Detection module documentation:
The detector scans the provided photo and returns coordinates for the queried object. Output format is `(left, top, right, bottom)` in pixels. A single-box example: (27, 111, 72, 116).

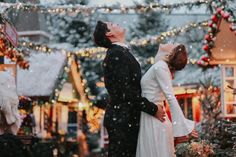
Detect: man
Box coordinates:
(93, 21, 165, 157)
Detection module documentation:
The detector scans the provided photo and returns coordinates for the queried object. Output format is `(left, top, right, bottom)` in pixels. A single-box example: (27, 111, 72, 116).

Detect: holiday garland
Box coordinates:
(1, 0, 211, 15)
(0, 14, 29, 69)
(0, 37, 29, 69)
(17, 20, 208, 68)
(199, 6, 236, 67)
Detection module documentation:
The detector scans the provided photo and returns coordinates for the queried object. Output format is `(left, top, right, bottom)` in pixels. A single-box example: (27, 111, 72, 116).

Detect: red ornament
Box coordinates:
(212, 15, 218, 23)
(223, 12, 230, 20)
(217, 8, 222, 13)
(204, 34, 211, 41)
(203, 45, 209, 51)
(201, 55, 210, 62)
(220, 10, 225, 16)
(208, 21, 213, 27)
(197, 60, 202, 65)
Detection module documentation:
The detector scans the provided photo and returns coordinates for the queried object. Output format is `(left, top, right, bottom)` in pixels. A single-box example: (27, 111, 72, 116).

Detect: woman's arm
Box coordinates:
(154, 61, 195, 137)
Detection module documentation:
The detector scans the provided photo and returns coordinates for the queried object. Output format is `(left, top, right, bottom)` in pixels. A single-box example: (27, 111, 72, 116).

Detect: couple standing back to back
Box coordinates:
(93, 21, 196, 157)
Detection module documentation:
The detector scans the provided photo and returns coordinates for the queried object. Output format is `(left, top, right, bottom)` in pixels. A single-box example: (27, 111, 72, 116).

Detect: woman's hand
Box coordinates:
(174, 129, 199, 145)
(155, 105, 166, 122)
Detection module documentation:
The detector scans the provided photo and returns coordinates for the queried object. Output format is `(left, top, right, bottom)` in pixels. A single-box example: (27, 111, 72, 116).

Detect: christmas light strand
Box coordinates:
(0, 0, 212, 15)
(45, 54, 103, 132)
(130, 20, 209, 46)
(77, 60, 104, 132)
(49, 53, 73, 104)
(19, 20, 209, 58)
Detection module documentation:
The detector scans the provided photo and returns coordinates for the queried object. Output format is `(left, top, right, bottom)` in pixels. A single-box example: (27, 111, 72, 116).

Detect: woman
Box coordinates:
(136, 44, 195, 157)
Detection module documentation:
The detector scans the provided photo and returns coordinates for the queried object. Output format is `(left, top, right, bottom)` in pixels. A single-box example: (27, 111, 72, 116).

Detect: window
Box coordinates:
(0, 56, 3, 64)
(177, 97, 193, 120)
(187, 98, 193, 120)
(221, 65, 236, 117)
(68, 111, 77, 138)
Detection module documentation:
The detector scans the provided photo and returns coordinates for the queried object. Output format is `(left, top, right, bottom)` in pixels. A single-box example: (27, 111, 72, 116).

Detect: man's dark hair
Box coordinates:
(93, 21, 112, 48)
(169, 44, 187, 71)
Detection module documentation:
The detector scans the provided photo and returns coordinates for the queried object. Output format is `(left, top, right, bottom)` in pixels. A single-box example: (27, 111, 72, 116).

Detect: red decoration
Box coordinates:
(200, 7, 235, 68)
(201, 55, 210, 62)
(212, 15, 218, 23)
(208, 21, 213, 27)
(223, 12, 230, 20)
(17, 61, 30, 69)
(204, 35, 211, 41)
(0, 39, 6, 49)
(0, 37, 29, 69)
(220, 10, 225, 16)
(216, 8, 222, 13)
(203, 45, 209, 51)
(197, 60, 202, 65)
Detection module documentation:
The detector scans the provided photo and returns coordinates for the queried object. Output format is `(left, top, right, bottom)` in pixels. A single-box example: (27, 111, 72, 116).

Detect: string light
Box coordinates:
(0, 14, 30, 69)
(0, 0, 211, 15)
(0, 35, 29, 69)
(48, 55, 72, 104)
(20, 40, 106, 57)
(76, 59, 104, 132)
(0, 0, 222, 133)
(42, 54, 103, 132)
(35, 53, 102, 126)
(20, 41, 201, 65)
(130, 21, 208, 46)
(19, 20, 208, 55)
(17, 20, 208, 66)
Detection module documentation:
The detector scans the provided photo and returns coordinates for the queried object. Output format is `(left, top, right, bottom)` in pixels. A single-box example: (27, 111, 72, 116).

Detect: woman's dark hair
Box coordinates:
(93, 21, 112, 48)
(169, 44, 187, 71)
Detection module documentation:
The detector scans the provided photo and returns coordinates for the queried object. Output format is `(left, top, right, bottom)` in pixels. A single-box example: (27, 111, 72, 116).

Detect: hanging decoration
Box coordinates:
(20, 20, 208, 53)
(1, 0, 211, 15)
(20, 41, 106, 58)
(130, 21, 208, 46)
(20, 40, 201, 66)
(200, 2, 236, 67)
(0, 14, 29, 69)
(17, 20, 208, 67)
(0, 37, 29, 69)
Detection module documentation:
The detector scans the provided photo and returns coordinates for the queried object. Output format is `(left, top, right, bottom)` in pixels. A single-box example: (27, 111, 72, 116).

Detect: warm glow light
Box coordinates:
(192, 96, 201, 122)
(96, 81, 105, 87)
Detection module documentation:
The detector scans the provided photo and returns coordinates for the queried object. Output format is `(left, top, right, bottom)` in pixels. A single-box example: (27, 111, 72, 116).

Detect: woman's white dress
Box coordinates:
(136, 60, 194, 157)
